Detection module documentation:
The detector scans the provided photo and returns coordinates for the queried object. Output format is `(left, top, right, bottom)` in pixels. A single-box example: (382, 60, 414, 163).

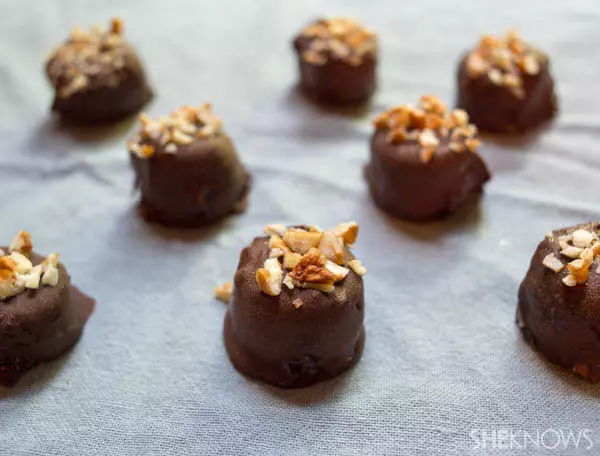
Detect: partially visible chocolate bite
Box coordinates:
(0, 231, 94, 387)
(518, 223, 600, 382)
(223, 222, 366, 388)
(129, 103, 251, 227)
(456, 29, 557, 134)
(366, 95, 491, 221)
(46, 18, 153, 124)
(293, 18, 377, 106)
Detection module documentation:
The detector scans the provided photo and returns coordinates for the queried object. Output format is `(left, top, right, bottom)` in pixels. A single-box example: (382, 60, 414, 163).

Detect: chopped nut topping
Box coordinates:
(214, 281, 233, 303)
(318, 231, 345, 265)
(254, 222, 365, 296)
(299, 17, 377, 66)
(0, 232, 60, 300)
(264, 224, 288, 237)
(47, 18, 128, 99)
(542, 253, 564, 273)
(256, 258, 283, 296)
(545, 228, 600, 287)
(374, 95, 481, 162)
(283, 230, 322, 255)
(283, 251, 302, 270)
(349, 259, 367, 276)
(333, 221, 359, 245)
(9, 230, 33, 255)
(293, 299, 303, 309)
(128, 103, 223, 158)
(466, 29, 544, 99)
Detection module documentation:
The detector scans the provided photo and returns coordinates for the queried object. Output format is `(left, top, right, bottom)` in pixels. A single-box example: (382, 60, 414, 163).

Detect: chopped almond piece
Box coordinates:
(349, 259, 367, 276)
(9, 230, 32, 256)
(325, 261, 350, 282)
(214, 281, 233, 303)
(572, 229, 594, 248)
(264, 224, 287, 237)
(333, 221, 359, 245)
(318, 231, 345, 265)
(283, 230, 322, 254)
(542, 253, 564, 273)
(283, 251, 302, 270)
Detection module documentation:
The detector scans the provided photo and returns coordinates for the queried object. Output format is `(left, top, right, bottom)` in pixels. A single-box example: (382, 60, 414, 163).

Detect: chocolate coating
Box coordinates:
(130, 132, 251, 227)
(224, 237, 365, 388)
(0, 252, 94, 387)
(46, 43, 152, 124)
(366, 130, 491, 221)
(456, 55, 557, 134)
(518, 222, 600, 382)
(293, 36, 376, 106)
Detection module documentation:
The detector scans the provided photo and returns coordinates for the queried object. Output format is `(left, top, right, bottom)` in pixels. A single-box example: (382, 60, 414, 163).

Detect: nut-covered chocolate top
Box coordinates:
(542, 227, 600, 287)
(297, 17, 377, 66)
(465, 29, 545, 99)
(46, 18, 132, 99)
(128, 103, 223, 158)
(373, 95, 481, 164)
(254, 222, 366, 297)
(0, 231, 60, 300)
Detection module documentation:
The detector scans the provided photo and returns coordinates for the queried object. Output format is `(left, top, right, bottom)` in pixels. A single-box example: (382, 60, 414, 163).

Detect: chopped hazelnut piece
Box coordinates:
(42, 265, 60, 287)
(264, 224, 288, 237)
(293, 299, 303, 309)
(24, 265, 43, 290)
(562, 274, 577, 287)
(572, 229, 594, 248)
(283, 230, 322, 254)
(542, 253, 564, 273)
(325, 261, 350, 282)
(283, 251, 302, 270)
(9, 252, 33, 275)
(560, 246, 583, 259)
(268, 234, 290, 258)
(283, 274, 295, 289)
(214, 281, 233, 303)
(318, 231, 345, 265)
(420, 148, 435, 164)
(255, 258, 283, 296)
(349, 259, 367, 276)
(289, 248, 335, 285)
(333, 221, 359, 245)
(9, 230, 32, 256)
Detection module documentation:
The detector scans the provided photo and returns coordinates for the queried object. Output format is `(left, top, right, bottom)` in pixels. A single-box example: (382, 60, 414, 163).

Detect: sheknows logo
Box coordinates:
(469, 429, 594, 451)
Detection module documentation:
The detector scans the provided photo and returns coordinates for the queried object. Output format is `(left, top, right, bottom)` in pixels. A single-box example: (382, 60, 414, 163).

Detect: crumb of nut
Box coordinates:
(9, 252, 33, 275)
(542, 253, 564, 273)
(567, 258, 591, 284)
(41, 265, 60, 287)
(264, 224, 288, 237)
(289, 248, 335, 285)
(318, 231, 345, 265)
(24, 265, 43, 290)
(572, 229, 594, 248)
(0, 256, 17, 272)
(110, 17, 124, 35)
(562, 274, 577, 287)
(255, 258, 283, 296)
(214, 281, 233, 303)
(283, 251, 302, 270)
(293, 299, 303, 309)
(466, 53, 488, 78)
(283, 230, 322, 254)
(465, 138, 481, 152)
(9, 230, 32, 255)
(520, 55, 539, 75)
(283, 274, 294, 289)
(488, 68, 503, 85)
(387, 128, 408, 144)
(268, 234, 290, 258)
(333, 221, 359, 245)
(418, 129, 439, 149)
(325, 261, 350, 282)
(164, 144, 177, 154)
(349, 259, 367, 276)
(560, 246, 583, 259)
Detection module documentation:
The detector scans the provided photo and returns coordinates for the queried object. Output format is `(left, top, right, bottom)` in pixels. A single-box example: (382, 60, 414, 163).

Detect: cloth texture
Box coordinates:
(1, 0, 600, 454)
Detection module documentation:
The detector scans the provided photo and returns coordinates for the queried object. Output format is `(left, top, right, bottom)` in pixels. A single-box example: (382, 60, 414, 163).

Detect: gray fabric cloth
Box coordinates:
(1, 0, 600, 455)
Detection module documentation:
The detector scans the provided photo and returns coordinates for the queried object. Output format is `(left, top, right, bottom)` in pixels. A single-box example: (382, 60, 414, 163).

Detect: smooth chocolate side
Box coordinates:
(224, 237, 365, 388)
(0, 252, 95, 387)
(366, 129, 490, 221)
(130, 132, 251, 228)
(517, 222, 600, 382)
(456, 54, 557, 134)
